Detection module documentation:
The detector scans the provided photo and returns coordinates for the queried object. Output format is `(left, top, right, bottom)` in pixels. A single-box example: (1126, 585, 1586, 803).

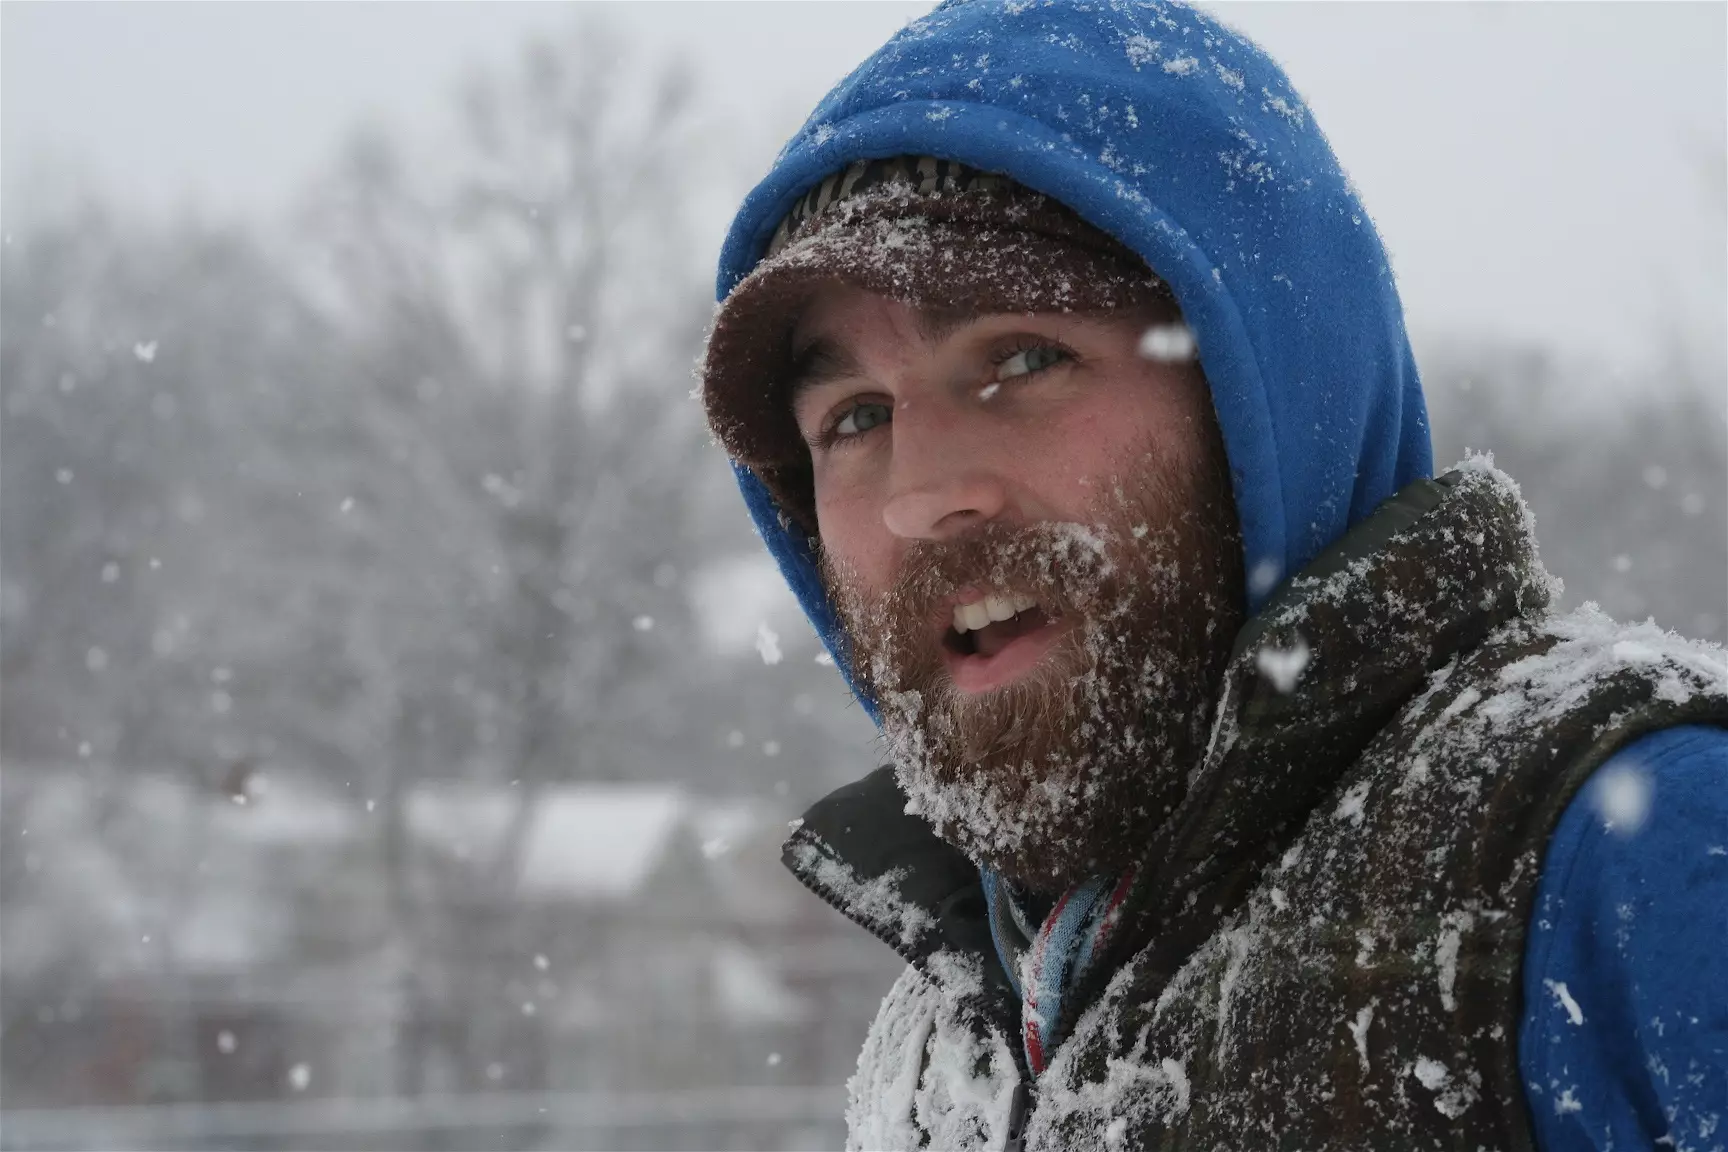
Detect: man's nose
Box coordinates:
(880, 403, 1008, 540)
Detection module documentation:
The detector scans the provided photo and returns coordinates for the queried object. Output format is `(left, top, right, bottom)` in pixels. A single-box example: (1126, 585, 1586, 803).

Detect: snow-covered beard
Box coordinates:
(821, 448, 1243, 894)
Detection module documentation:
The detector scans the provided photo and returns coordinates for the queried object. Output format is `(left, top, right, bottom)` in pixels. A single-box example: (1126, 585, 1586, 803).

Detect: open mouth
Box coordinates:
(939, 590, 1075, 694)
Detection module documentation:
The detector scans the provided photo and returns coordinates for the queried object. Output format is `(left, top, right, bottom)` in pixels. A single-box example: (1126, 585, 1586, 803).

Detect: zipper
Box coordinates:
(784, 828, 926, 967)
(1003, 1081, 1032, 1152)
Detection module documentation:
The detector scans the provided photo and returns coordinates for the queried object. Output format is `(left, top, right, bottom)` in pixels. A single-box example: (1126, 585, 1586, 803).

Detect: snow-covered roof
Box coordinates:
(4, 763, 788, 981)
(406, 781, 773, 901)
(517, 786, 686, 899)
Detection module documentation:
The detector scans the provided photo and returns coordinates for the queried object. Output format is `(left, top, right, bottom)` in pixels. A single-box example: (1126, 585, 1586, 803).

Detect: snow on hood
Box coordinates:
(712, 0, 1433, 717)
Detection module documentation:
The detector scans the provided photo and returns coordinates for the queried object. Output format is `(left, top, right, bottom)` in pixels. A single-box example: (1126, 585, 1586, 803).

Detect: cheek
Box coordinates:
(1058, 367, 1213, 484)
(814, 482, 898, 595)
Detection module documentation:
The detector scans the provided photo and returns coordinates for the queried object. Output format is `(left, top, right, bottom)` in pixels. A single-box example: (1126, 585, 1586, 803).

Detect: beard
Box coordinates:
(820, 441, 1244, 894)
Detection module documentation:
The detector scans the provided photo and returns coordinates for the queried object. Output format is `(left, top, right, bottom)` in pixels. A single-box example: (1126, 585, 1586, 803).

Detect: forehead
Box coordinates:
(789, 284, 976, 355)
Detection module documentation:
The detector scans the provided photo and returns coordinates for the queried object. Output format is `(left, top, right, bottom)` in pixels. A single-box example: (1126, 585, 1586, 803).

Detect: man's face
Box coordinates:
(791, 284, 1244, 892)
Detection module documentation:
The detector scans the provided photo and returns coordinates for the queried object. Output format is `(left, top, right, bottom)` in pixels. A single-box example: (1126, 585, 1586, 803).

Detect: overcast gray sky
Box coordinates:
(4, 1, 1724, 378)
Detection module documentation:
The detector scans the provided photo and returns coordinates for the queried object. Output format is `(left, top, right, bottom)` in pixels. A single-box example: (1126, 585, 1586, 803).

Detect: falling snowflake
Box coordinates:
(133, 341, 158, 363)
(288, 1063, 311, 1091)
(1255, 638, 1310, 693)
(755, 622, 783, 665)
(1592, 763, 1652, 834)
(1248, 558, 1283, 600)
(1138, 323, 1198, 362)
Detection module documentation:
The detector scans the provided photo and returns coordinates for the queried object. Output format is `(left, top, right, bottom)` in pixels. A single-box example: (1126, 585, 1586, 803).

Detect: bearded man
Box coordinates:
(699, 4, 1728, 1149)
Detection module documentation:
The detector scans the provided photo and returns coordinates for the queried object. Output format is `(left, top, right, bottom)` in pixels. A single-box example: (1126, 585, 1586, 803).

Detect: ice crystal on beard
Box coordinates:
(853, 509, 1229, 888)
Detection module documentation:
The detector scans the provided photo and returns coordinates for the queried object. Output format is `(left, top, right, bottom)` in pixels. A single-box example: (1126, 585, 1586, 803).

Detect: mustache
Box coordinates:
(829, 519, 1121, 632)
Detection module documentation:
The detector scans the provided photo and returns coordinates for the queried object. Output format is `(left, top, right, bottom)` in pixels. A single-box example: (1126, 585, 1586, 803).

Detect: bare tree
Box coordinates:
(295, 20, 723, 1098)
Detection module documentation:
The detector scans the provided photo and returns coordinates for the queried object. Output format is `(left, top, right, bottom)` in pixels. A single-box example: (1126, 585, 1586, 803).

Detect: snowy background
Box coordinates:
(1, 4, 1722, 1150)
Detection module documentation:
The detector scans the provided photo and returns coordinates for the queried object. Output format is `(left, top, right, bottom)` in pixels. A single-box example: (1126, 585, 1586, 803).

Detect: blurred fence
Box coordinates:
(1, 1087, 845, 1151)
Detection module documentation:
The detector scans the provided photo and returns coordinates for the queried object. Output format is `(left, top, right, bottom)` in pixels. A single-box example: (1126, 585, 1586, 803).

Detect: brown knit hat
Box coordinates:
(702, 156, 1172, 535)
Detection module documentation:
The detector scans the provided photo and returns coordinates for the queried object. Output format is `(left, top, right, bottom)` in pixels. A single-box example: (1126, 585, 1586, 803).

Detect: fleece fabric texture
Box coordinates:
(708, 0, 1727, 1143)
(1520, 724, 1728, 1151)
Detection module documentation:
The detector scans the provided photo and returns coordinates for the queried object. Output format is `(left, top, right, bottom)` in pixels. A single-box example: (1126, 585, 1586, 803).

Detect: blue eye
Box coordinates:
(833, 400, 891, 439)
(995, 344, 1069, 381)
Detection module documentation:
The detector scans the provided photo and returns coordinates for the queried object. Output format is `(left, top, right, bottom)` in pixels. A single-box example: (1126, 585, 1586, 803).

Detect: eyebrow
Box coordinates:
(786, 337, 862, 415)
(786, 306, 978, 413)
(913, 306, 973, 345)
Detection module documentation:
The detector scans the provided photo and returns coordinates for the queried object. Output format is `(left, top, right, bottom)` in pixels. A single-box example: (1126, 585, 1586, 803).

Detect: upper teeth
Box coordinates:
(952, 592, 1039, 634)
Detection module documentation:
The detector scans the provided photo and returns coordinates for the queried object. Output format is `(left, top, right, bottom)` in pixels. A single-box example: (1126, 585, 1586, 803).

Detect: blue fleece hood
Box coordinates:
(714, 0, 1432, 718)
